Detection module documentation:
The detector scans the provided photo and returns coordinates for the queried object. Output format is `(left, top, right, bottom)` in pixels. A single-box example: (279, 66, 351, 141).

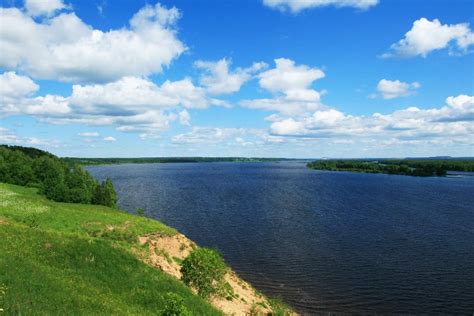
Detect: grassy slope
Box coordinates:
(0, 183, 221, 315)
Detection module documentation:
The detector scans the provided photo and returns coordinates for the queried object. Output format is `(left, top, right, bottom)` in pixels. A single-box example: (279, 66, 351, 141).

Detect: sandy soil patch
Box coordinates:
(138, 233, 284, 315)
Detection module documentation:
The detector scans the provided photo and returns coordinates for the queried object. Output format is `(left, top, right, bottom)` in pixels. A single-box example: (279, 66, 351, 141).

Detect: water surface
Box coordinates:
(87, 162, 474, 314)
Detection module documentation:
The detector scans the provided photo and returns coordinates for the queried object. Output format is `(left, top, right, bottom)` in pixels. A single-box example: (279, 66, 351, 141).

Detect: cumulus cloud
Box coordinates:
(0, 71, 39, 100)
(24, 0, 68, 17)
(258, 58, 324, 95)
(376, 79, 421, 99)
(0, 73, 70, 116)
(69, 76, 212, 114)
(241, 58, 326, 116)
(103, 136, 116, 142)
(383, 18, 474, 58)
(0, 72, 225, 136)
(268, 95, 474, 147)
(195, 58, 267, 95)
(262, 0, 378, 13)
(0, 2, 185, 82)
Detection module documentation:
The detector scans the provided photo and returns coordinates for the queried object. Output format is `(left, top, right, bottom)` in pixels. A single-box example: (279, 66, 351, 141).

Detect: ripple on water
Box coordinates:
(87, 162, 474, 314)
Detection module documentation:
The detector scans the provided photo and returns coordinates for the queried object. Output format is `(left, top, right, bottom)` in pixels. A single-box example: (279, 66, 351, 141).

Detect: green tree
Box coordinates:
(0, 148, 34, 186)
(93, 178, 117, 207)
(65, 165, 97, 203)
(33, 156, 67, 201)
(180, 248, 227, 299)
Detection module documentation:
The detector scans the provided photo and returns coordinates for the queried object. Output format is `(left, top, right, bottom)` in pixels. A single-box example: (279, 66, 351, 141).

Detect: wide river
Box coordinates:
(87, 162, 474, 314)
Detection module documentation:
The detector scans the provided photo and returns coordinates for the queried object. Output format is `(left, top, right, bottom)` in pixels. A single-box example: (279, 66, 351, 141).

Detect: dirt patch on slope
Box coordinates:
(138, 233, 283, 315)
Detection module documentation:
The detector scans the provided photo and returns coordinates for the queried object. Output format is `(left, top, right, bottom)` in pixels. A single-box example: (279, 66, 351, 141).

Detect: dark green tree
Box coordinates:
(93, 178, 117, 207)
(33, 156, 67, 201)
(65, 165, 97, 203)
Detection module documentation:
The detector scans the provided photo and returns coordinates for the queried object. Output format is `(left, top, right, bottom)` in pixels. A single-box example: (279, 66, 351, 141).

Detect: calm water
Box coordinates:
(87, 162, 474, 314)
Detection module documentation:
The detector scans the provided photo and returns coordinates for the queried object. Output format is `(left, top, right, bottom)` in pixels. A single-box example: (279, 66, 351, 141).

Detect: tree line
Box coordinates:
(307, 159, 454, 177)
(0, 145, 116, 207)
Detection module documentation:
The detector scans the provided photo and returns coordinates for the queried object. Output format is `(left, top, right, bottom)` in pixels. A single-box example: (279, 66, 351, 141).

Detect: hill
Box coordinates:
(0, 183, 290, 315)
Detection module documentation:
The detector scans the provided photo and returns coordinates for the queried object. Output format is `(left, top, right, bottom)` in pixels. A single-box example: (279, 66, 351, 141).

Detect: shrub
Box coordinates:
(180, 247, 227, 299)
(268, 298, 291, 316)
(159, 293, 190, 316)
(136, 208, 145, 216)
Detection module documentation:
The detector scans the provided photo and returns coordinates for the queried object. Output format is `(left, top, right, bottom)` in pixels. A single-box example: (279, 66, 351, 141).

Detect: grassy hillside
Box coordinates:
(0, 183, 220, 315)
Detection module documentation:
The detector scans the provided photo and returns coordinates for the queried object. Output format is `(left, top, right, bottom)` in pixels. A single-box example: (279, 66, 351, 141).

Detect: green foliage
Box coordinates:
(93, 178, 117, 207)
(0, 146, 35, 186)
(136, 208, 145, 216)
(0, 183, 219, 315)
(0, 145, 117, 207)
(180, 248, 228, 299)
(268, 298, 291, 316)
(306, 158, 474, 177)
(64, 165, 97, 203)
(159, 293, 191, 316)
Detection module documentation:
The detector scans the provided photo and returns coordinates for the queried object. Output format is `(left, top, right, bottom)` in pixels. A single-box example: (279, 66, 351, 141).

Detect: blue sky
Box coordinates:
(0, 0, 473, 158)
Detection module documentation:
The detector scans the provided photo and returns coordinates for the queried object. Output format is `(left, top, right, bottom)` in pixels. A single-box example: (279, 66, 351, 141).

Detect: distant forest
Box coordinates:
(307, 159, 474, 176)
(63, 157, 289, 165)
(0, 145, 116, 206)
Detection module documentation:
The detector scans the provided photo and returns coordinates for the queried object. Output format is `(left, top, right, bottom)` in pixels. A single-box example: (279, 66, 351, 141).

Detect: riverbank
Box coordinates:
(0, 183, 293, 315)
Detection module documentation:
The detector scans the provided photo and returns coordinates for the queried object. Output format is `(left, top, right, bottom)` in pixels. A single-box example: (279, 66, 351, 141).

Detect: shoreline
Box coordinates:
(0, 182, 296, 315)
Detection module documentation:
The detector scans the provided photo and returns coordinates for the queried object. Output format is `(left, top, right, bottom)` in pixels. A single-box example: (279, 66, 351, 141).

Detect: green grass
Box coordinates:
(0, 183, 221, 315)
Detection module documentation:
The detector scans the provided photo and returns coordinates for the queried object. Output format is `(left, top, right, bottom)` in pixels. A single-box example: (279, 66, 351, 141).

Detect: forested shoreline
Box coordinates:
(63, 156, 290, 166)
(307, 159, 474, 176)
(0, 145, 116, 206)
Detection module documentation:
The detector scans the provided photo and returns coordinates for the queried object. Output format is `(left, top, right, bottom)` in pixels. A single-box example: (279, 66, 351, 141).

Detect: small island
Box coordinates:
(307, 159, 474, 177)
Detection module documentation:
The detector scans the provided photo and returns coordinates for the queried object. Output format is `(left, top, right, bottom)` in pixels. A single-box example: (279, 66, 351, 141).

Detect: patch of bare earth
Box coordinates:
(138, 233, 284, 315)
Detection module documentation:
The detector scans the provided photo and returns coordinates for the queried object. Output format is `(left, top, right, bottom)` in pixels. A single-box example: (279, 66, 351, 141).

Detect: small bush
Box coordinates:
(268, 298, 291, 316)
(136, 208, 145, 216)
(159, 293, 190, 316)
(180, 247, 227, 299)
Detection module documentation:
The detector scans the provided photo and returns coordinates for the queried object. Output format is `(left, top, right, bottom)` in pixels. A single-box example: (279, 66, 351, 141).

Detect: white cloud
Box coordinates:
(271, 118, 307, 135)
(262, 0, 378, 13)
(178, 109, 191, 126)
(24, 0, 67, 17)
(0, 2, 185, 82)
(0, 127, 62, 148)
(258, 58, 324, 96)
(383, 18, 474, 58)
(69, 76, 211, 113)
(78, 132, 100, 137)
(103, 136, 116, 142)
(0, 71, 39, 100)
(241, 58, 326, 116)
(0, 72, 222, 137)
(268, 95, 474, 147)
(195, 58, 267, 95)
(376, 79, 421, 99)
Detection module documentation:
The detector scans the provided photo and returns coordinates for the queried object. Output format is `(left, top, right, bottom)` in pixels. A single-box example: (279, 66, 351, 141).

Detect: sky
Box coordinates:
(0, 0, 473, 158)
